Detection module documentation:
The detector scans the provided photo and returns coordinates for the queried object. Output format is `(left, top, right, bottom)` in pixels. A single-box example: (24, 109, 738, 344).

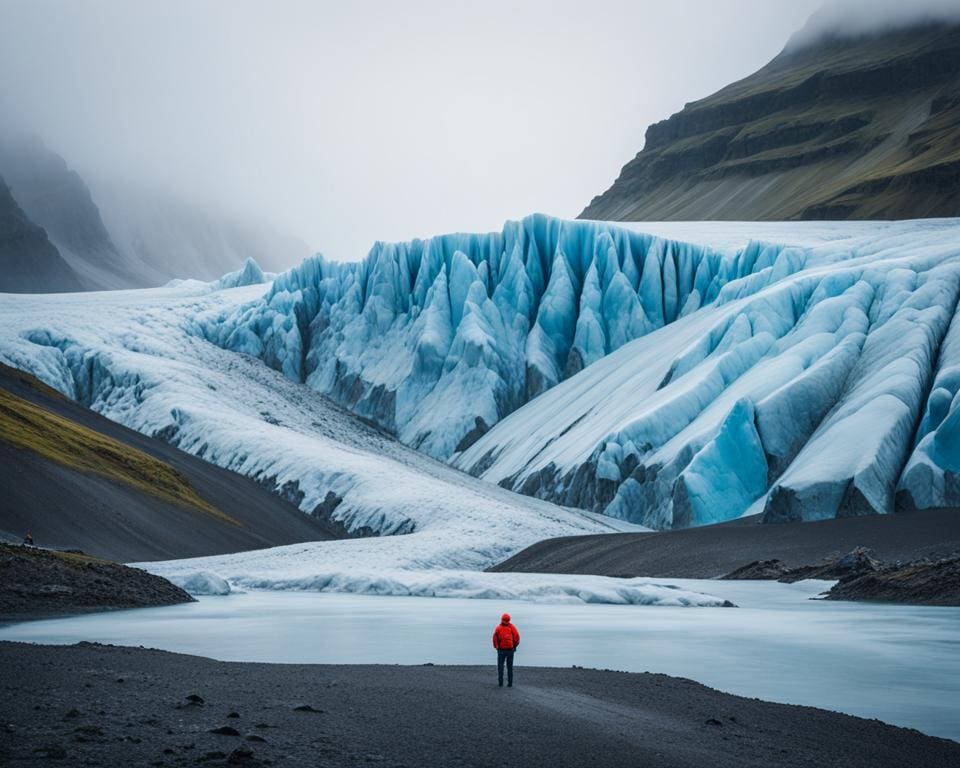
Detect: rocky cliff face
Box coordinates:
(582, 23, 960, 222)
(0, 175, 82, 293)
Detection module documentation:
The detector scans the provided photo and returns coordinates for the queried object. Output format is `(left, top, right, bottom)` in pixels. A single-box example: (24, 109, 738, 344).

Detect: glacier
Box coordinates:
(457, 219, 960, 527)
(195, 214, 806, 459)
(186, 214, 960, 526)
(1, 213, 958, 598)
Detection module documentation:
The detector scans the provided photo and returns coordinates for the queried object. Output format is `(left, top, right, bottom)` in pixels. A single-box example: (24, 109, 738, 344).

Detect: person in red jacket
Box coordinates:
(492, 612, 520, 687)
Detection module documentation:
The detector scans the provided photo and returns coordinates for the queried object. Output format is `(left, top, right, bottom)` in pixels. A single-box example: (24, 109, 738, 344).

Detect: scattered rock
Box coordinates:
(198, 751, 227, 762)
(209, 726, 241, 736)
(227, 746, 257, 764)
(780, 547, 881, 583)
(227, 711, 240, 719)
(720, 559, 791, 580)
(63, 708, 81, 719)
(179, 693, 206, 709)
(705, 718, 723, 727)
(33, 745, 68, 759)
(245, 733, 267, 742)
(722, 548, 886, 584)
(293, 704, 323, 713)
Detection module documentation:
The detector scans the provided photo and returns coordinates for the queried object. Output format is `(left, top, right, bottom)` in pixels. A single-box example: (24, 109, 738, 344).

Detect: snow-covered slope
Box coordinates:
(457, 219, 960, 527)
(0, 282, 637, 563)
(0, 279, 729, 605)
(198, 214, 810, 459)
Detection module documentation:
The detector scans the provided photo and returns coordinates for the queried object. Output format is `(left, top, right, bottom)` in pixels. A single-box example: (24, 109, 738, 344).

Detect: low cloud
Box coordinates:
(788, 0, 960, 50)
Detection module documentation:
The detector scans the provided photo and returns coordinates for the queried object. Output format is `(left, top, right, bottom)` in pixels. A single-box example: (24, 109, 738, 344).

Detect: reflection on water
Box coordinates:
(2, 579, 959, 741)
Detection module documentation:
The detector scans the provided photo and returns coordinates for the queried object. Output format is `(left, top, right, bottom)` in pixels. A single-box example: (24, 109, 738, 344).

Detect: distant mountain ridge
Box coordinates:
(90, 177, 309, 285)
(0, 134, 140, 290)
(581, 22, 960, 222)
(0, 134, 310, 293)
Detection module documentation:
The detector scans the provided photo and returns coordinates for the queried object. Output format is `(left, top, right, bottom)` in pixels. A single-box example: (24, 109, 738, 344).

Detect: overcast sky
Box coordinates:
(1, 0, 829, 262)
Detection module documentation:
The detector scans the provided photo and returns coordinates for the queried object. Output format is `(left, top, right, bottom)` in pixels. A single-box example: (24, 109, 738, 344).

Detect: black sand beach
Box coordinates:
(1, 641, 957, 768)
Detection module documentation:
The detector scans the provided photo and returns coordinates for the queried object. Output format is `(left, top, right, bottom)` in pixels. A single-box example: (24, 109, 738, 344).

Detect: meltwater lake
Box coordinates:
(3, 578, 959, 741)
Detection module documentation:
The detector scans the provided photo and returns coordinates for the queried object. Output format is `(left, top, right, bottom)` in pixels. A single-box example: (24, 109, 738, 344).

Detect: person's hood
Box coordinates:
(501, 613, 511, 624)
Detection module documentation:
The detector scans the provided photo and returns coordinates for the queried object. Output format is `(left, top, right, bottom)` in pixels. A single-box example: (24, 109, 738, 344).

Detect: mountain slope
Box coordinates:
(0, 175, 82, 293)
(0, 362, 341, 562)
(581, 22, 960, 222)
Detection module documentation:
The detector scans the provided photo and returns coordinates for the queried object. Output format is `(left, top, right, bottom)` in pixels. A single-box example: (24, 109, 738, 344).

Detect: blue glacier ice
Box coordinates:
(198, 214, 803, 459)
(898, 292, 960, 510)
(454, 219, 960, 527)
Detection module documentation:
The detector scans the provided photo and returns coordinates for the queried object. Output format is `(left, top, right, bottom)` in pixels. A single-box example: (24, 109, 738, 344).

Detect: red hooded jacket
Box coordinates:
(492, 613, 520, 650)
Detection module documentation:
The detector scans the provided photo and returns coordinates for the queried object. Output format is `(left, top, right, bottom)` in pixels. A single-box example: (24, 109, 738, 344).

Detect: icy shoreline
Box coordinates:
(142, 561, 733, 606)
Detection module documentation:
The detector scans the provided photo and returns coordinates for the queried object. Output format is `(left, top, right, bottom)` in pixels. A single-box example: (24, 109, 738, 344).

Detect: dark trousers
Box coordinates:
(497, 649, 515, 685)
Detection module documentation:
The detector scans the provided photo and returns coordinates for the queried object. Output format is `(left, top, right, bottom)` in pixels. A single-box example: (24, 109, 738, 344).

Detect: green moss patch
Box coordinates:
(0, 387, 238, 526)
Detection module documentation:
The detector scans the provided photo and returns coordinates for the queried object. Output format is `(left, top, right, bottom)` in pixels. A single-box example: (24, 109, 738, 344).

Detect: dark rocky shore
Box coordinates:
(824, 555, 960, 605)
(0, 543, 193, 623)
(722, 547, 960, 606)
(1, 641, 958, 768)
